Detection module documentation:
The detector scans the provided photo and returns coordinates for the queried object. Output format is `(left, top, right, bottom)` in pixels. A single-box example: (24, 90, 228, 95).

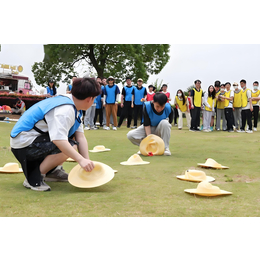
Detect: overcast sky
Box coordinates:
(1, 44, 260, 99)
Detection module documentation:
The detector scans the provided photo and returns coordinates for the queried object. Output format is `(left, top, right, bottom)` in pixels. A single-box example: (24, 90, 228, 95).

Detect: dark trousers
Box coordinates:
(94, 108, 103, 126)
(252, 106, 259, 128)
(190, 106, 201, 129)
(133, 105, 143, 126)
(241, 109, 252, 130)
(118, 101, 133, 127)
(224, 108, 235, 131)
(174, 107, 178, 124)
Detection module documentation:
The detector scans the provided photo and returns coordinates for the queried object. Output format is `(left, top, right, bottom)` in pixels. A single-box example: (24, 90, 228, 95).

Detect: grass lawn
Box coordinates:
(1, 119, 260, 217)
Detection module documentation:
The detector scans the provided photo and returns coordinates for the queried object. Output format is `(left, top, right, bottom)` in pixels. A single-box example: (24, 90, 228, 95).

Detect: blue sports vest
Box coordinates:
(145, 101, 172, 126)
(95, 94, 102, 109)
(105, 85, 117, 104)
(124, 86, 134, 101)
(46, 86, 55, 96)
(134, 87, 146, 105)
(11, 95, 83, 138)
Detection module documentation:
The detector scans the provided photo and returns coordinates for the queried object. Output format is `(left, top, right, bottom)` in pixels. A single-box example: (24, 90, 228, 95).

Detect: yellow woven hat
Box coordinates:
(120, 154, 150, 165)
(68, 161, 114, 188)
(139, 134, 165, 156)
(176, 170, 215, 182)
(89, 145, 111, 153)
(0, 163, 23, 173)
(197, 158, 229, 169)
(184, 181, 232, 196)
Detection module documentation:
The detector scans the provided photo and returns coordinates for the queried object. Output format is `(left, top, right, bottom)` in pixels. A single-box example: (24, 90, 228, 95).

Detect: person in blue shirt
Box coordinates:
(103, 76, 120, 130)
(131, 78, 147, 128)
(46, 79, 57, 97)
(127, 92, 173, 156)
(118, 77, 135, 128)
(66, 75, 77, 94)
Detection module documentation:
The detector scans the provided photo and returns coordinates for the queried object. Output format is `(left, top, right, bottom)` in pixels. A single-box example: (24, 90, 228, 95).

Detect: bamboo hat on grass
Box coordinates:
(89, 145, 111, 153)
(68, 161, 114, 188)
(0, 163, 23, 173)
(184, 181, 232, 197)
(197, 158, 229, 169)
(120, 154, 150, 165)
(176, 170, 215, 182)
(139, 134, 165, 156)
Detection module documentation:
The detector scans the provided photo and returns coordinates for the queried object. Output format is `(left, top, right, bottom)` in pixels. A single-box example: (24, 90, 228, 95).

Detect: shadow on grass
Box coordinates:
(184, 193, 233, 199)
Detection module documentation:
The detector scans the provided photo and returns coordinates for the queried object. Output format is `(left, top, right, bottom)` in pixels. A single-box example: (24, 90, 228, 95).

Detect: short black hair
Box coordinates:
(224, 82, 231, 86)
(220, 84, 225, 88)
(148, 84, 154, 89)
(253, 81, 259, 85)
(126, 77, 132, 80)
(71, 77, 101, 100)
(153, 92, 168, 106)
(240, 79, 246, 84)
(214, 80, 221, 87)
(162, 84, 168, 87)
(194, 79, 201, 84)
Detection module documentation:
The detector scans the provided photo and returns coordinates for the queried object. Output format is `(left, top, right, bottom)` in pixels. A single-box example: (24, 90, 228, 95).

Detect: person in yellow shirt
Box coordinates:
(215, 84, 227, 131)
(202, 85, 216, 132)
(232, 82, 242, 131)
(251, 81, 260, 131)
(174, 89, 191, 129)
(237, 79, 253, 133)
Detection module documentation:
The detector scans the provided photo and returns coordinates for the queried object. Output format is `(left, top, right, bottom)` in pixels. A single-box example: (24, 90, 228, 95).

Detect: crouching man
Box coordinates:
(10, 77, 101, 191)
(127, 92, 173, 156)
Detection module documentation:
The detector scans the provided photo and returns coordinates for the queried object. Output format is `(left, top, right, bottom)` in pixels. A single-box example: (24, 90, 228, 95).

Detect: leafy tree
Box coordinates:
(32, 44, 170, 87)
(151, 78, 164, 92)
(184, 85, 194, 96)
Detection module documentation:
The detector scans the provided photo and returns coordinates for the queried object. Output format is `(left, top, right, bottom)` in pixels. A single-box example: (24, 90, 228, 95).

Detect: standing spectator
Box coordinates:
(94, 93, 103, 128)
(103, 76, 120, 130)
(202, 85, 216, 132)
(118, 77, 135, 128)
(131, 78, 147, 129)
(46, 79, 57, 97)
(161, 84, 171, 102)
(212, 80, 221, 130)
(251, 81, 260, 131)
(232, 82, 242, 131)
(66, 76, 77, 94)
(174, 89, 191, 129)
(222, 82, 235, 132)
(11, 98, 26, 115)
(146, 85, 155, 101)
(238, 79, 253, 134)
(189, 80, 203, 132)
(215, 84, 227, 131)
(238, 79, 253, 133)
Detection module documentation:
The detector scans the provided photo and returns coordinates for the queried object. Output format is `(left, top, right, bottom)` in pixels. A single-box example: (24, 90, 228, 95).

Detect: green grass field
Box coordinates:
(1, 119, 260, 217)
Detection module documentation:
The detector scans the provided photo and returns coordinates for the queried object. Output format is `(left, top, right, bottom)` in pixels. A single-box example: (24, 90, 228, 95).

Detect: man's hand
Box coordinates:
(79, 158, 95, 172)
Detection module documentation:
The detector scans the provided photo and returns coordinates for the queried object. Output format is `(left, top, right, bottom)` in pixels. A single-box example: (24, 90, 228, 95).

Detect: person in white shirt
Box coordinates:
(10, 77, 101, 191)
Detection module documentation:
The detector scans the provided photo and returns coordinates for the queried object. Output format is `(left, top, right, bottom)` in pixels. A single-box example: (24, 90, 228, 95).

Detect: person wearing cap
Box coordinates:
(251, 81, 260, 131)
(10, 77, 101, 191)
(215, 84, 227, 131)
(237, 79, 253, 133)
(11, 97, 26, 115)
(131, 78, 147, 129)
(146, 85, 155, 101)
(118, 77, 135, 128)
(66, 75, 77, 94)
(174, 89, 191, 130)
(221, 82, 235, 132)
(189, 80, 203, 132)
(46, 79, 57, 97)
(103, 76, 120, 130)
(232, 82, 242, 131)
(127, 92, 173, 156)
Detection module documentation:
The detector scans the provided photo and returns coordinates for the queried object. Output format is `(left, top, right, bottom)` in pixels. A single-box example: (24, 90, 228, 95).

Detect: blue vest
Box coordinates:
(95, 94, 102, 109)
(145, 101, 172, 126)
(11, 95, 83, 138)
(134, 87, 146, 105)
(124, 86, 134, 101)
(46, 86, 55, 96)
(105, 85, 117, 104)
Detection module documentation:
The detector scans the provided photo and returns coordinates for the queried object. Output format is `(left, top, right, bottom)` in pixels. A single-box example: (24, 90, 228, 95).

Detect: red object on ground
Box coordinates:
(147, 152, 154, 156)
